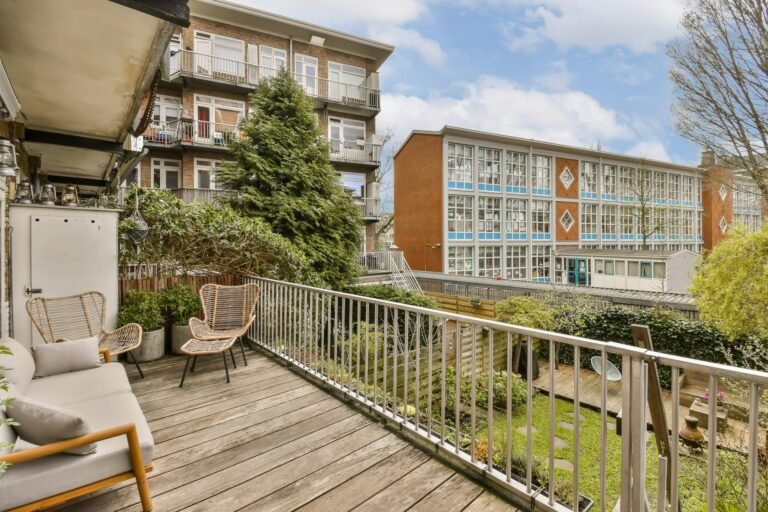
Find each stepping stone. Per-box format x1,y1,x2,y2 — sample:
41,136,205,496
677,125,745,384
553,436,568,450
566,411,586,422
558,421,575,431
517,425,538,435
554,458,574,471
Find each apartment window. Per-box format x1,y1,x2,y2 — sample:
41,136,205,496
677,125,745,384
668,209,682,239
654,171,667,204
294,54,319,95
448,246,474,276
531,200,551,240
602,164,618,199
682,175,694,205
531,155,552,195
639,169,653,201
505,198,527,240
602,205,617,240
477,246,502,278
152,95,180,126
194,159,218,189
477,197,501,239
683,210,694,239
328,62,366,101
169,34,182,74
329,117,366,156
447,195,474,240
506,245,527,280
697,177,703,207
340,172,366,197
698,210,704,239
620,166,636,201
531,245,551,282
581,161,598,199
260,46,287,79
447,143,474,188
477,147,501,191
505,151,527,193
620,205,635,240
669,174,681,205
194,32,245,77
654,209,667,240
194,95,244,144
581,203,598,241
151,159,181,189
597,259,626,276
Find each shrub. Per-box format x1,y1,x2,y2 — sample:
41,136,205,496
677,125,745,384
495,296,557,331
0,342,18,477
345,285,437,309
443,366,527,412
161,285,200,326
118,291,164,332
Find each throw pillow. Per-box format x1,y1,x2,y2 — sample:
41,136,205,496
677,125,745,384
32,336,101,378
7,396,96,455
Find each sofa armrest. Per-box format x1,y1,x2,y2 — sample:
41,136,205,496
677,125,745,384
99,347,112,363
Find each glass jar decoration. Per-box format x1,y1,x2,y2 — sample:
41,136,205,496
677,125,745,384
15,180,33,204
60,185,79,206
38,184,57,205
0,138,18,177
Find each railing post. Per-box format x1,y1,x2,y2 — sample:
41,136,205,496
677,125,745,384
620,354,648,512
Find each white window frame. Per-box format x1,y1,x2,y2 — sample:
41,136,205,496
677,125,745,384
194,31,245,77
152,95,181,126
448,143,474,185
194,158,219,190
448,246,474,276
506,245,527,280
531,245,551,281
477,246,502,278
328,61,366,101
581,203,598,239
505,151,527,192
478,147,501,188
294,53,319,95
151,159,181,189
581,161,598,197
193,94,245,144
259,45,287,79
477,196,501,235
505,198,527,238
448,195,474,237
531,155,552,194
602,164,617,197
531,200,551,237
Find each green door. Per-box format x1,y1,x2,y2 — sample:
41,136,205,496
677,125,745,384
567,258,589,285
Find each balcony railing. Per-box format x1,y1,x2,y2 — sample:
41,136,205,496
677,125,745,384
247,275,768,512
329,139,381,165
169,50,381,110
143,120,239,148
168,188,234,203
356,197,380,219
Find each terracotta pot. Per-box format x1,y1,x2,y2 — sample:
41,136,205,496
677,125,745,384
680,415,705,451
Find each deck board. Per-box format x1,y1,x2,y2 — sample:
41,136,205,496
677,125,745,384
58,351,520,512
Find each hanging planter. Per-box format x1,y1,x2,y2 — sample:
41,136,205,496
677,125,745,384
125,192,149,242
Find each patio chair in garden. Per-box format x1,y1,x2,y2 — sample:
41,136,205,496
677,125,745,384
26,291,145,377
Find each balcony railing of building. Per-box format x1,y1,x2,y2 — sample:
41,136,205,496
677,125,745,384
143,120,239,148
329,139,381,165
170,50,381,110
247,275,767,512
356,197,380,220
357,251,422,294
118,187,235,206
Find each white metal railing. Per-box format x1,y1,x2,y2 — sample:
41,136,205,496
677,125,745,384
329,139,381,164
246,275,768,512
356,197,380,219
170,50,381,110
389,251,423,294
358,252,395,273
168,188,234,203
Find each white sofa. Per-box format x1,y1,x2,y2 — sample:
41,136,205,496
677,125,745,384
0,338,154,511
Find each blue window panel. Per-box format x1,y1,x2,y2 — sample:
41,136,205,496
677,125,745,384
601,194,617,201
682,201,693,207
464,182,473,190
505,186,527,194
581,234,598,241
448,233,457,240
532,188,551,196
602,234,617,240
620,234,634,240
531,233,551,241
697,201,702,208
670,235,681,241
532,277,551,283
479,184,501,193
670,200,680,206
684,235,693,240
479,232,501,240
637,234,645,241
581,192,598,200
654,234,666,241
506,233,528,240
655,199,667,205
698,234,703,240
620,195,635,202
448,181,458,189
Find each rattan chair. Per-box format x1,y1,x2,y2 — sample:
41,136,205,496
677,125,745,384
188,283,260,367
26,291,145,378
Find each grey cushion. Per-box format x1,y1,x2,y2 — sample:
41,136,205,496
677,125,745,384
25,363,131,407
32,336,100,378
0,338,35,394
7,396,96,455
0,391,153,510
0,382,19,455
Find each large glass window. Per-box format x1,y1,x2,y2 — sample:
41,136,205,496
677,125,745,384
602,205,617,240
477,147,501,191
668,209,682,239
531,200,551,240
448,246,474,276
531,245,551,282
682,210,694,239
259,45,287,79
581,161,598,199
447,195,474,240
620,166,636,202
195,32,245,77
602,164,618,199
447,143,474,188
531,155,552,195
152,95,180,126
477,197,501,239
505,151,527,193
669,174,681,204
682,175,694,205
151,159,181,189
340,172,366,197
505,198,527,240
477,246,502,278
654,171,667,204
294,53,319,95
506,246,527,280
620,205,635,240
194,159,218,189
194,95,245,145
328,62,366,102
329,117,366,158
580,203,598,240
639,169,653,201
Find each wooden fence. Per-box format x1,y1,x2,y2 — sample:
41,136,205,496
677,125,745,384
119,274,241,303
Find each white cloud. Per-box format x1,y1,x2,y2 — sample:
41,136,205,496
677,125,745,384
625,139,672,161
534,60,573,91
368,26,446,66
502,0,686,54
378,75,633,148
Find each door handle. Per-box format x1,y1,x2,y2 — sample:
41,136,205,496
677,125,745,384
25,287,42,296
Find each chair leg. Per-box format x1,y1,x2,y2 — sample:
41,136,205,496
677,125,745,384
230,347,237,368
190,355,198,373
222,351,230,384
179,356,192,388
127,351,144,379
238,337,248,366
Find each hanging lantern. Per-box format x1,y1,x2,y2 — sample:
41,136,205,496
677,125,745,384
125,192,149,242
38,184,57,205
61,185,79,206
15,180,33,204
0,138,18,177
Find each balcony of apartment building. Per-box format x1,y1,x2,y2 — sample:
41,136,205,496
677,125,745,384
329,137,382,167
166,49,382,115
143,119,239,151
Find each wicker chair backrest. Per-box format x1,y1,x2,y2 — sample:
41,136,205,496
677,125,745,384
26,291,106,344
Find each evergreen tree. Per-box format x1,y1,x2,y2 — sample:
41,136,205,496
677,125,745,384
217,69,362,289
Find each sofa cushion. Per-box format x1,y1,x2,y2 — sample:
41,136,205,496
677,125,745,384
7,396,96,455
32,336,101,378
0,338,35,394
24,363,131,407
0,391,154,510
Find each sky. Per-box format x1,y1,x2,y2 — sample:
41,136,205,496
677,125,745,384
234,0,699,183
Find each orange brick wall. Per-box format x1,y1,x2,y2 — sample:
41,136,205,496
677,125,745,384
555,201,579,241
394,135,444,272
555,157,579,199
701,166,734,250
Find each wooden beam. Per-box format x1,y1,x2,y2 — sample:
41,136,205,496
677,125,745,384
108,0,191,27
24,130,123,154
45,175,110,188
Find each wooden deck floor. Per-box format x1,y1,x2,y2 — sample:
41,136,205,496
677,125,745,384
59,350,519,512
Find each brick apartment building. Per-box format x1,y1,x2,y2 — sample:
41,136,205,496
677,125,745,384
394,126,764,283
128,0,393,251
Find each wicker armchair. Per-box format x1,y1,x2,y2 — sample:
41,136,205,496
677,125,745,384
26,291,145,378
188,283,260,366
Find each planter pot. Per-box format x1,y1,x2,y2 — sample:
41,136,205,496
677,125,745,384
131,328,165,362
171,324,192,355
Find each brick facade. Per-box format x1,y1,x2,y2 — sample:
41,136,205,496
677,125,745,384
702,166,734,250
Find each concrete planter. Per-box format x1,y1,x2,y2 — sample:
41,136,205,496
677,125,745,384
131,328,165,362
171,324,192,355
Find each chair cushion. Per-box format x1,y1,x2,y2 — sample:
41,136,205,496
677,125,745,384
25,363,131,407
7,396,96,455
32,336,101,378
0,338,35,395
0,391,154,511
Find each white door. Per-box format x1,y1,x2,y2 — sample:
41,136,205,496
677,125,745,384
195,35,212,75
247,44,259,84
295,54,318,96
169,35,181,74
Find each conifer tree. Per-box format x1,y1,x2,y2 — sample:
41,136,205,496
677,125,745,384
217,69,362,289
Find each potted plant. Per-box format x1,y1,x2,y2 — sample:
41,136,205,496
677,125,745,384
119,291,165,362
161,284,200,354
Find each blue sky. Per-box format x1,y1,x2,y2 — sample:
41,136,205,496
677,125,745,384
238,0,698,165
